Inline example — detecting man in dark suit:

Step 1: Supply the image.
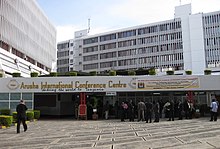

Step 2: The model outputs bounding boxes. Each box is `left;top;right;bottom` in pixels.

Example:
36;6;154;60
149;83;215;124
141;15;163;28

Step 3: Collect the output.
16;99;28;133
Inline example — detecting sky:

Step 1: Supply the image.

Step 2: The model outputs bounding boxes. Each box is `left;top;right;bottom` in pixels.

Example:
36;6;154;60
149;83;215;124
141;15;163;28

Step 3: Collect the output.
36;0;220;42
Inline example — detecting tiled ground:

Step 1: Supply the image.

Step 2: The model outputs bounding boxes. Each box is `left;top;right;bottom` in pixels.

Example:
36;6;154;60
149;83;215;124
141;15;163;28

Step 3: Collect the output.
0;118;220;149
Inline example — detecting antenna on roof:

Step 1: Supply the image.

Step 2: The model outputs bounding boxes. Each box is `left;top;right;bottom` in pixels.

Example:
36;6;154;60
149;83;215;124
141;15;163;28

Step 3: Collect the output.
88;18;90;33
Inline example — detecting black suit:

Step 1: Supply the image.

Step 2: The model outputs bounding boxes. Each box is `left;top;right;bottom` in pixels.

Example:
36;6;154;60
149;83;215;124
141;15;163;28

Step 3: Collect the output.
16;103;28;133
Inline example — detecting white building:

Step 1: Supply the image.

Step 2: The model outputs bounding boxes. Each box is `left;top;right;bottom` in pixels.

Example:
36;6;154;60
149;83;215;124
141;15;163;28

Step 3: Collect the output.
57;4;220;75
0;0;57;77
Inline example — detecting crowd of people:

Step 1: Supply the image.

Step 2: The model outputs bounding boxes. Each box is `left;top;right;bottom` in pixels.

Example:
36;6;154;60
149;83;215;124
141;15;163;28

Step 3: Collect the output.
117;98;219;123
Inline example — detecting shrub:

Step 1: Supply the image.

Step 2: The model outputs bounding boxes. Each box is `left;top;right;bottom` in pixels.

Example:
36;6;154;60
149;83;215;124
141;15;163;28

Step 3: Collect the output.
12;72;21;77
109;70;116;76
50;72;57;77
166;70;174;75
66;71;77;76
204;69;211;75
116;70;128;75
33;110;40;119
0;73;3;78
12;112;17;122
185;70;192;75
89;71;97;76
148;68;156;75
26;111;34;121
128;70;136;76
136;68;148;75
0;109;10;115
30;72;38;77
0;115;13;127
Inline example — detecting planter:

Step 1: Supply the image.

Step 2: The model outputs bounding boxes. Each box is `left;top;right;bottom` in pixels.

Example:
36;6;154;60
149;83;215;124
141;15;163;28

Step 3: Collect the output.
92;113;98;120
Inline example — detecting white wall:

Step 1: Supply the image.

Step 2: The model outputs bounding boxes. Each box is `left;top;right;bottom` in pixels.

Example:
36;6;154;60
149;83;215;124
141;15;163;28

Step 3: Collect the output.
175;4;192;72
189;13;206;74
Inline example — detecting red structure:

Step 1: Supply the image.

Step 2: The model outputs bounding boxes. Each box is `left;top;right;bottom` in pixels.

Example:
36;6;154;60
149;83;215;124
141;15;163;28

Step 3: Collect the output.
78;92;87;119
187;91;194;104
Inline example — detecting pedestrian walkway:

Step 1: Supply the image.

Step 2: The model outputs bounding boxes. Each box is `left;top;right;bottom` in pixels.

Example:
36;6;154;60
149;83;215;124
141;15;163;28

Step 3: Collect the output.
0;118;220;149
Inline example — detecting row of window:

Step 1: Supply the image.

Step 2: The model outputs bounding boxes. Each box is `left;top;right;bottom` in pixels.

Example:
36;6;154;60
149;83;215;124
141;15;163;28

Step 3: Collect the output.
57;51;69;57
100;43;116;50
118;39;136;47
206;37;220;46
82;21;182;45
100;52;117;59
83;33;182;54
204;26;220;36
83;53;183;70
100;61;117;68
83;43;183;61
0;40;49;71
57;67;69;73
83;46;98;53
137;32;182;44
100;34;116;42
138;21;181;34
204;14;220;25
57;42;74;50
57;59;69;65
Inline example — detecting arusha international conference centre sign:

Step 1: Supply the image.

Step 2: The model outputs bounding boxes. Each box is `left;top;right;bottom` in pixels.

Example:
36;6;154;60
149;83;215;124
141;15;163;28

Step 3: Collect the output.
0;76;201;93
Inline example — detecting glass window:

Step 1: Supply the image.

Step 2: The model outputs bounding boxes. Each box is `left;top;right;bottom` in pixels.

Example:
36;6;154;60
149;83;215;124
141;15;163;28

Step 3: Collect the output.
11;93;21;100
0;102;9;109
22;93;32;101
10;101;20;109
0;93;9;100
10;101;32;109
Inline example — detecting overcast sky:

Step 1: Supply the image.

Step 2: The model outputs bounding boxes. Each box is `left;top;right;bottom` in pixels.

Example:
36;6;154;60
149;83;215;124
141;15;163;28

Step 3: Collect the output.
36;0;220;42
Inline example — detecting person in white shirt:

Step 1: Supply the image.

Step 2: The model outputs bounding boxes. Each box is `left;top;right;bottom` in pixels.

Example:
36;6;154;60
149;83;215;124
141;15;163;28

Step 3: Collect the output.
210;99;218;121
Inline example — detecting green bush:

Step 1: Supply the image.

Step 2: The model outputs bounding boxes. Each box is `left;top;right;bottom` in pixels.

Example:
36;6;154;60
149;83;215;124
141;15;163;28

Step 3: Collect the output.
166;70;174;75
12;72;21;77
204;69;211;75
0;115;13;127
30;72;38;77
12;112;17;122
148;68;156;75
0;109;10;115
109;70;116;76
128;70;136;76
135;68;148;75
89;71;97;76
33;110;40;119
0;73;3;78
26;111;34;121
185;70;192;75
50;72;57;77
66;71;77;76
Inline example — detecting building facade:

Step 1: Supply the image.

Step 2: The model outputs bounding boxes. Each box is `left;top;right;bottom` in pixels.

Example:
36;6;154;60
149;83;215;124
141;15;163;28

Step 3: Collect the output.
57;4;220;75
0;75;219;117
0;0;57;77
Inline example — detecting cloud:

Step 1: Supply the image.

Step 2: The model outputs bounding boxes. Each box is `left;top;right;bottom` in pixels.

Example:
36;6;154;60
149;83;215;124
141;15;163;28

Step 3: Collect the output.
56;0;220;42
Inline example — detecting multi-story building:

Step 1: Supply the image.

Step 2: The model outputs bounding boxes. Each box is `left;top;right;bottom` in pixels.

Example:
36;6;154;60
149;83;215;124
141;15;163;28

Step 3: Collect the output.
57;4;220;75
0;0;57;77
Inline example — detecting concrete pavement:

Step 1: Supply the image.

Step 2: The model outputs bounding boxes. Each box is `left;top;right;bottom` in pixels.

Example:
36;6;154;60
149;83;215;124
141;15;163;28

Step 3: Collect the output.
0;117;220;149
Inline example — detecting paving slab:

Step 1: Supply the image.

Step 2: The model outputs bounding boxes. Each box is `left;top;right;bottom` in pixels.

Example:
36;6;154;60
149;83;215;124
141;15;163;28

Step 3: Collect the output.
0;118;220;148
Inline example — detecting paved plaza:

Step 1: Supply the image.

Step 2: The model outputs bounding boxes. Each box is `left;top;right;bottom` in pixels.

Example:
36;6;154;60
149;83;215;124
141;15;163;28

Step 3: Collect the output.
0;117;220;149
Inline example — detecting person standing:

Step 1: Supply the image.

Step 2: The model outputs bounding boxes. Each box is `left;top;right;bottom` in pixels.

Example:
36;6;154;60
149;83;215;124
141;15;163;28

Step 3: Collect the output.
128;100;135;122
137;100;146;121
121;101;128;122
153;101;160;122
145;101;153;123
103;101;110;120
16;99;28;133
210;99;218;121
178;100;183;120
